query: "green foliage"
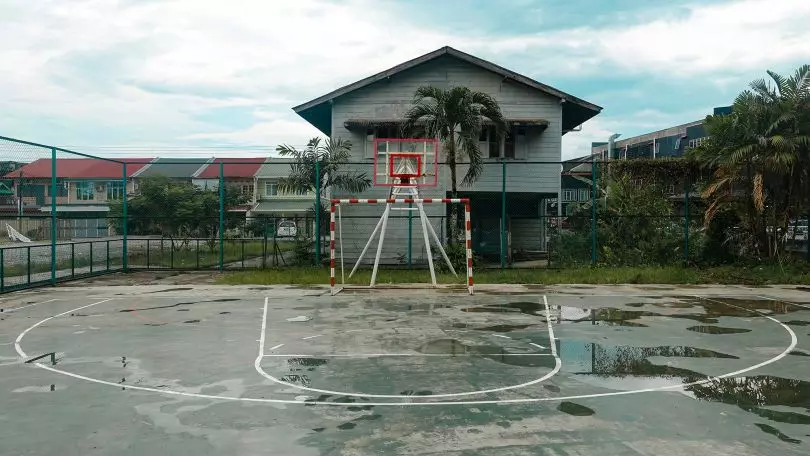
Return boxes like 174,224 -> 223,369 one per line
291,234 -> 315,266
276,137 -> 371,195
689,64 -> 810,259
109,176 -> 248,251
434,242 -> 480,273
610,158 -> 703,184
553,176 -> 705,267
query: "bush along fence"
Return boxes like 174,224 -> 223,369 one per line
1,134 -> 809,293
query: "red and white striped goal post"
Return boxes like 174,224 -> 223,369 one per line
329,198 -> 474,295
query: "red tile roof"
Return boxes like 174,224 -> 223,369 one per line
195,157 -> 266,179
3,158 -> 152,179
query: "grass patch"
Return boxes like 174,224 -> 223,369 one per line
217,264 -> 810,286
127,240 -> 292,269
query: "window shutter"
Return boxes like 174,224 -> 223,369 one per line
364,129 -> 375,159
514,128 -> 527,159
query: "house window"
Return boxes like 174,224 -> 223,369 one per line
46,180 -> 69,197
481,126 -> 515,159
106,181 -> 125,200
578,188 -> 590,201
687,137 -> 707,149
265,182 -> 278,197
562,189 -> 577,202
240,183 -> 254,197
76,181 -> 95,201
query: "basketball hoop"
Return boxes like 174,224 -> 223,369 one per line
329,138 -> 473,295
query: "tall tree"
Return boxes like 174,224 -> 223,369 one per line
402,86 -> 507,243
690,64 -> 810,258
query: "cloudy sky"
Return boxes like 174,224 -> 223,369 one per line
2,0 -> 809,160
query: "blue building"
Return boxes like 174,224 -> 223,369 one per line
592,106 -> 731,160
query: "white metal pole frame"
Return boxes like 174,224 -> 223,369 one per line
330,197 -> 473,295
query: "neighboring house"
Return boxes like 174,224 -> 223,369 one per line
592,106 -> 732,160
292,46 -> 601,263
559,156 -> 595,216
248,157 -> 316,236
191,157 -> 267,215
3,158 -> 151,238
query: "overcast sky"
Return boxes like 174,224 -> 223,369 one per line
2,0 -> 809,160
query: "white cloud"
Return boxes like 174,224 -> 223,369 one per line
1,0 -> 809,154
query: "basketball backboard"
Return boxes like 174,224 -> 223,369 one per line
373,138 -> 438,187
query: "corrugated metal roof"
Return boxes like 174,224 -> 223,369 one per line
195,157 -> 267,178
3,158 -> 152,179
255,158 -> 296,178
133,158 -> 209,178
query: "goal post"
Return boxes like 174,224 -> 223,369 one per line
330,197 -> 473,296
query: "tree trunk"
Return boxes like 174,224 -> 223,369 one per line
448,131 -> 458,245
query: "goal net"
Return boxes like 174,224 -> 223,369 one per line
330,197 -> 473,296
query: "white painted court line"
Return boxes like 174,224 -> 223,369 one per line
252,295 -> 562,399
269,344 -> 285,351
301,335 -> 323,340
492,335 -> 511,339
14,295 -> 798,407
529,343 -> 547,350
4,298 -> 59,313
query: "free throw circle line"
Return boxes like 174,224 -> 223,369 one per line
253,296 -> 562,398
14,295 -> 797,407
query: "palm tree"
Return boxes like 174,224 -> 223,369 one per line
691,64 -> 810,258
276,137 -> 372,195
401,86 -> 507,243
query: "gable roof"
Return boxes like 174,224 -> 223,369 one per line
255,157 -> 295,179
194,157 -> 267,179
4,158 -> 151,179
132,158 -> 209,179
293,46 -> 602,135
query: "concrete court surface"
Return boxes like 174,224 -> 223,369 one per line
0,284 -> 809,455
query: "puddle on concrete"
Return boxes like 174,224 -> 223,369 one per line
148,288 -> 193,293
288,358 -> 328,371
461,301 -> 543,315
13,385 -> 62,393
785,320 -> 810,326
418,339 -> 556,367
143,323 -> 166,326
451,323 -> 534,332
337,422 -> 356,430
176,309 -> 190,312
399,390 -> 433,396
557,402 -> 595,416
625,303 -> 645,308
788,350 -> 810,357
219,311 -> 231,315
754,423 -> 802,444
686,325 -> 752,334
280,374 -> 311,386
182,319 -> 200,324
209,298 -> 239,303
697,298 -> 799,316
312,427 -> 325,433
543,384 -> 561,392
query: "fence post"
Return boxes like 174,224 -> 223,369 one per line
683,177 -> 690,263
241,239 -> 245,269
591,160 -> 597,265
71,243 -> 75,277
1,248 -> 4,292
315,160 -> 321,266
196,239 -> 200,269
50,148 -> 57,285
219,163 -> 225,271
122,163 -> 128,272
501,160 -> 507,269
262,218 -> 267,269
106,240 -> 110,271
146,239 -> 150,269
27,246 -> 31,285
89,242 -> 93,274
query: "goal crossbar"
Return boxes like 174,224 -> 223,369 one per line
330,198 -> 473,295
